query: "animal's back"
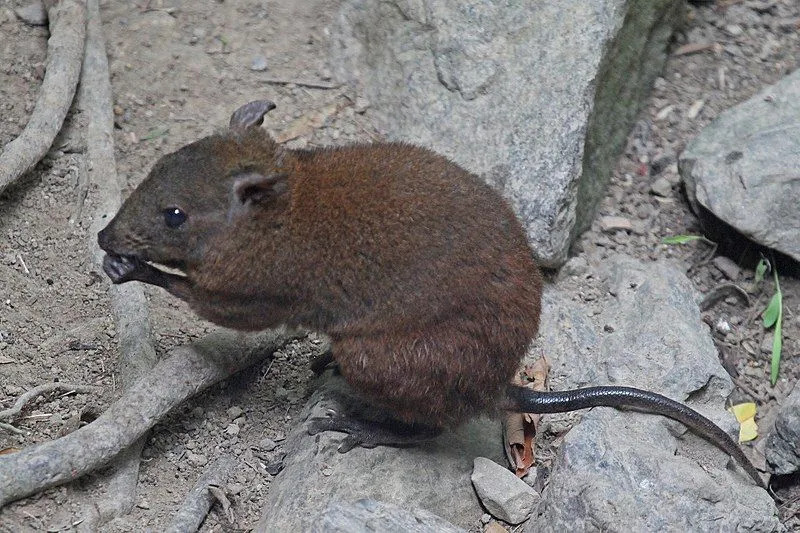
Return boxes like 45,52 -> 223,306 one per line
286,143 -> 543,425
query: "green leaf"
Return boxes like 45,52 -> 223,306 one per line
762,292 -> 781,328
771,318 -> 783,386
755,258 -> 768,284
661,235 -> 703,245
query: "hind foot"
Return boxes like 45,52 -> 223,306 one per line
307,411 -> 441,453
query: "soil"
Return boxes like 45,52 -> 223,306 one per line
0,0 -> 799,531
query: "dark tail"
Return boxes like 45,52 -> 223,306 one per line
506,384 -> 765,489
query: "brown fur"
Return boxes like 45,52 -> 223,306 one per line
99,126 -> 542,429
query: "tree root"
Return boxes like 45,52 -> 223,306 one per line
0,0 -> 86,195
0,383 -> 100,428
165,455 -> 236,533
73,0 -> 159,524
0,328 -> 297,508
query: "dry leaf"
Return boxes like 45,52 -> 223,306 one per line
0,447 -> 20,455
729,402 -> 758,443
504,357 -> 550,477
0,355 -> 16,364
485,522 -> 509,533
739,419 -> 758,443
673,42 -> 715,56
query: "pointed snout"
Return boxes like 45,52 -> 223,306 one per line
97,223 -> 113,253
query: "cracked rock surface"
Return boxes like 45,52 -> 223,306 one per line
331,0 -> 684,267
525,254 -> 779,532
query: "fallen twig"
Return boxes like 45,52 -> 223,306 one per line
0,383 -> 100,422
0,0 -> 86,195
699,283 -> 751,312
0,328 -> 296,507
260,77 -> 341,90
165,455 -> 236,533
0,422 -> 25,436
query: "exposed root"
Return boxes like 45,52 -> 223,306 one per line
165,455 -> 236,533
0,383 -> 100,423
0,328 -> 297,507
0,0 -> 86,195
74,0 -> 158,523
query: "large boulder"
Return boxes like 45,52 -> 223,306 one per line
525,254 -> 780,532
766,384 -> 800,475
255,377 -> 504,531
680,69 -> 800,262
330,0 -> 683,267
310,499 -> 466,533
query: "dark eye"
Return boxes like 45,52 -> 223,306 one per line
163,207 -> 187,228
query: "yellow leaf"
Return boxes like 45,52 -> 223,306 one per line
729,402 -> 756,423
728,403 -> 758,443
739,418 -> 758,443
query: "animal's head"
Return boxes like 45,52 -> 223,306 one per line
98,100 -> 291,277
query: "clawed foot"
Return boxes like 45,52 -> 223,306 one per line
307,410 -> 441,453
309,350 -> 337,375
102,253 -> 149,284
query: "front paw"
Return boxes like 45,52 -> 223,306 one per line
102,254 -> 144,284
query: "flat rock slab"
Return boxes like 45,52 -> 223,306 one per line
680,69 -> 800,262
525,254 -> 779,531
765,383 -> 800,475
310,498 -> 466,533
255,377 -> 504,531
330,0 -> 683,267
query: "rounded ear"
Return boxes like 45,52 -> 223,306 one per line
229,172 -> 289,218
229,100 -> 277,131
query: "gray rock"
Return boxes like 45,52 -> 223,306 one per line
256,377 -> 504,531
14,2 -> 47,26
680,69 -> 800,262
331,0 -> 683,267
712,255 -> 742,280
765,384 -> 800,475
471,457 -> 540,524
524,254 -> 779,532
650,176 -> 673,197
310,499 -> 466,533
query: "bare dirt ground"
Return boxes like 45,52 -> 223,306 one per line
0,0 -> 799,531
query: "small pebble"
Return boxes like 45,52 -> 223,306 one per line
186,451 -> 208,467
599,216 -> 632,233
715,319 -> 731,335
650,177 -> 672,197
227,406 -> 244,419
228,483 -> 244,495
226,423 -> 240,436
725,24 -> 744,37
250,55 -> 269,71
259,437 -> 278,451
354,96 -> 371,114
636,203 -> 655,219
760,334 -> 774,354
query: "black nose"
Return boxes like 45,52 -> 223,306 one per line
97,226 -> 111,251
